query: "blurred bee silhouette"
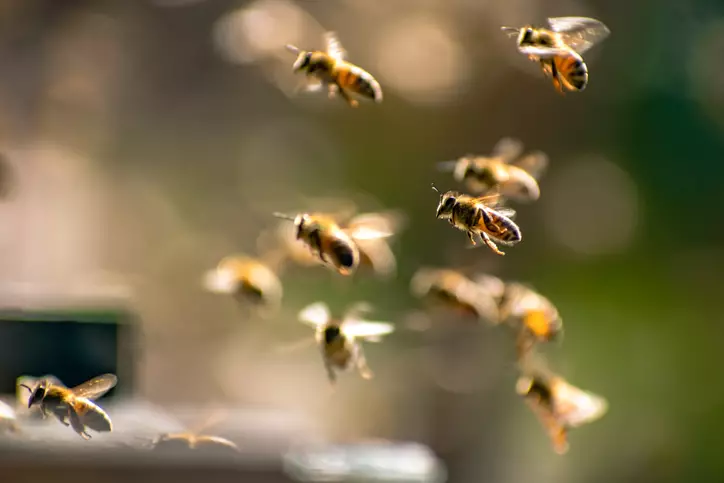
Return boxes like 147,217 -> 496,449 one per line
410,268 -> 503,324
516,359 -> 608,454
147,410 -> 238,456
438,137 -> 548,202
286,31 -> 383,108
432,185 -> 522,256
272,209 -> 395,276
295,301 -> 395,384
502,17 -> 610,94
19,373 -> 117,440
203,244 -> 286,318
497,282 -> 563,360
0,400 -> 20,434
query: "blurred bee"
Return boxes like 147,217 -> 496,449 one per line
410,268 -> 503,324
438,137 -> 548,202
203,254 -> 283,317
502,17 -> 610,94
497,282 -> 563,360
0,400 -> 20,434
149,411 -> 238,456
286,31 -> 383,108
432,185 -> 522,256
297,301 -> 394,384
272,211 -> 394,276
516,361 -> 608,454
20,373 -> 117,440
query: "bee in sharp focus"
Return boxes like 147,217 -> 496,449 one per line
410,268 -> 503,324
438,137 -> 548,202
297,301 -> 394,384
497,282 -> 563,360
20,373 -> 117,440
516,362 -> 608,455
501,17 -> 610,94
203,254 -> 283,317
432,185 -> 522,256
286,31 -> 383,107
272,210 -> 394,276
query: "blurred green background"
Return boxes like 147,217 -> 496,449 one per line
0,0 -> 723,482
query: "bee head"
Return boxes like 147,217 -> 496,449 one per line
323,325 -> 342,344
292,51 -> 312,72
20,381 -> 47,408
432,185 -> 459,219
518,26 -> 536,46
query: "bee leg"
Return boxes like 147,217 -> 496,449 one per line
69,409 -> 91,440
480,232 -> 505,256
337,86 -> 359,108
467,231 -> 477,246
356,348 -> 374,380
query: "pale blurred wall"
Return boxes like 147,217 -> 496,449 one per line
1,1 -> 724,482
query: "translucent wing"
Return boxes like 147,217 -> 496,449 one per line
501,26 -> 521,38
298,302 -> 331,328
491,206 -> 517,220
437,160 -> 460,172
346,212 -> 400,241
195,435 -> 239,451
491,137 -> 524,163
518,46 -> 572,58
342,320 -> 394,341
512,151 -> 548,179
553,380 -> 608,427
70,374 -> 118,400
324,31 -> 347,61
356,238 -> 397,278
547,17 -> 611,54
471,274 -> 506,300
203,267 -> 238,294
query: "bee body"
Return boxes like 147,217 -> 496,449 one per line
21,374 -> 117,439
204,256 -> 283,315
435,189 -> 522,256
502,17 -> 610,94
287,32 -> 382,107
297,214 -> 359,275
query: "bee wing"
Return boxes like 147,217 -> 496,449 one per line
471,274 -> 506,300
356,238 -> 397,278
491,137 -> 524,163
547,17 -> 611,54
436,160 -> 460,172
501,26 -> 521,38
203,267 -> 238,294
345,212 -> 399,241
518,45 -> 572,58
195,435 -> 239,451
70,374 -> 118,400
324,31 -> 347,61
492,206 -> 517,220
553,380 -> 609,427
512,151 -> 548,179
342,320 -> 394,342
298,302 -> 332,328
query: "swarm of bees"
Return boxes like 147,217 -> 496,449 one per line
0,16 -> 611,457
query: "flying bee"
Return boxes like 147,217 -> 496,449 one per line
203,254 -> 283,317
516,362 -> 608,455
350,211 -> 406,278
438,137 -> 548,202
501,17 -> 610,94
432,185 -> 522,256
272,211 -> 394,276
297,301 -> 394,384
286,31 -> 383,107
148,411 -> 238,456
497,282 -> 563,360
410,268 -> 503,324
20,373 -> 117,440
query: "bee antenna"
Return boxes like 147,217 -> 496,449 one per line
19,384 -> 32,393
273,212 -> 297,222
431,183 -> 440,194
285,44 -> 301,54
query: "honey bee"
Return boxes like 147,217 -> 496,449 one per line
149,412 -> 238,455
20,373 -> 117,440
438,137 -> 548,202
410,268 -> 503,323
502,17 -> 610,94
272,211 -> 394,276
516,362 -> 608,454
497,282 -> 563,360
297,301 -> 394,384
203,254 -> 283,317
432,185 -> 522,256
286,31 -> 383,107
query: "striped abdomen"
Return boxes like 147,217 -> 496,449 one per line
544,53 -> 588,92
335,62 -> 383,102
479,208 -> 522,244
